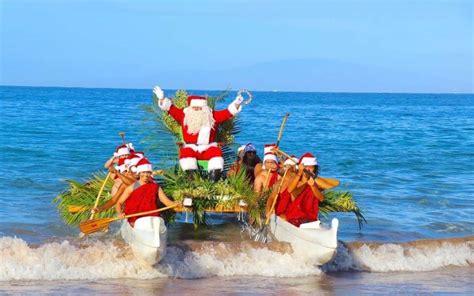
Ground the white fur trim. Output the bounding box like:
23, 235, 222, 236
183, 142, 218, 153
207, 157, 224, 171
228, 102, 242, 115
125, 157, 141, 167
179, 157, 198, 171
114, 147, 130, 157
197, 126, 211, 145
118, 164, 128, 173
263, 154, 278, 163
159, 97, 172, 111
264, 145, 276, 154
284, 157, 299, 166
136, 163, 153, 173
190, 99, 208, 107
300, 157, 317, 166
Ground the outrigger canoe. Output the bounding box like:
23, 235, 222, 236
268, 214, 339, 265
120, 216, 167, 265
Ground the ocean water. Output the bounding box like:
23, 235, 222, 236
0, 86, 473, 294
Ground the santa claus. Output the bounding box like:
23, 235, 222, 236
153, 86, 244, 181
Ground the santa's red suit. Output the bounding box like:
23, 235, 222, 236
155, 88, 242, 171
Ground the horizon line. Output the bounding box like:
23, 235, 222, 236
1, 84, 473, 96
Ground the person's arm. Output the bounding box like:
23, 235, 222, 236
115, 185, 133, 217
157, 187, 181, 210
307, 178, 324, 202
213, 95, 244, 124
92, 183, 127, 213
154, 86, 184, 124
115, 171, 135, 186
104, 156, 116, 169
287, 166, 304, 194
253, 174, 264, 193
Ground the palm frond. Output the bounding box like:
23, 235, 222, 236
53, 172, 116, 225
320, 191, 367, 228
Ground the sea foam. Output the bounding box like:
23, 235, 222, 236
325, 236, 474, 272
1, 235, 473, 280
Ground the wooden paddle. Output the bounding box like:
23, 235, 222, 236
79, 204, 178, 234
276, 113, 289, 147
89, 172, 111, 220
265, 167, 289, 225
119, 131, 126, 145
272, 147, 340, 190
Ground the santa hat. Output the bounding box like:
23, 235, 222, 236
284, 155, 299, 167
263, 152, 278, 163
124, 153, 142, 168
299, 152, 318, 166
116, 157, 128, 173
264, 144, 277, 154
134, 158, 153, 174
114, 143, 135, 157
187, 95, 208, 107
132, 151, 145, 159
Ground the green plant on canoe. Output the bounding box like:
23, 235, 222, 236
54, 90, 366, 228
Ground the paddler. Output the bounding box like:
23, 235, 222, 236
228, 143, 262, 184
91, 152, 144, 214
104, 143, 136, 196
153, 86, 244, 181
227, 144, 246, 177
115, 158, 181, 226
253, 145, 280, 194
275, 153, 324, 227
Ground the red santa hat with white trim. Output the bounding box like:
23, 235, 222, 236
134, 158, 153, 174
299, 152, 318, 166
124, 153, 143, 168
264, 144, 277, 154
116, 157, 128, 173
114, 143, 135, 157
284, 155, 299, 167
187, 95, 208, 108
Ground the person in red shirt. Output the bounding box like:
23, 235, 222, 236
153, 86, 244, 181
275, 153, 324, 227
115, 158, 180, 226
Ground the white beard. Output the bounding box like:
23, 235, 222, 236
183, 107, 215, 135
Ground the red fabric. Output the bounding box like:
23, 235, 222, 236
275, 189, 291, 216
282, 185, 320, 227
124, 182, 160, 224
179, 145, 222, 160
268, 171, 279, 187
167, 105, 234, 145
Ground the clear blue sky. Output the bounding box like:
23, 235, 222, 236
1, 0, 472, 93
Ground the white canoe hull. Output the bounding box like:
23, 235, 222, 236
120, 216, 167, 265
269, 215, 339, 265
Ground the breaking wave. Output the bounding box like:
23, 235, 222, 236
326, 236, 474, 272
1, 235, 473, 280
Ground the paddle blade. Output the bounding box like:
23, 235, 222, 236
68, 205, 89, 213
316, 177, 340, 190
79, 217, 115, 234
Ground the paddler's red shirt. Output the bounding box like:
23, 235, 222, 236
275, 184, 320, 227
124, 182, 160, 224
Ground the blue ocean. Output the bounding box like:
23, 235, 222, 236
1, 86, 473, 294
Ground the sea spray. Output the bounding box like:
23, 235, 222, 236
324, 236, 474, 272
2, 235, 473, 281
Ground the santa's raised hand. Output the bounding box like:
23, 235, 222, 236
153, 86, 172, 111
